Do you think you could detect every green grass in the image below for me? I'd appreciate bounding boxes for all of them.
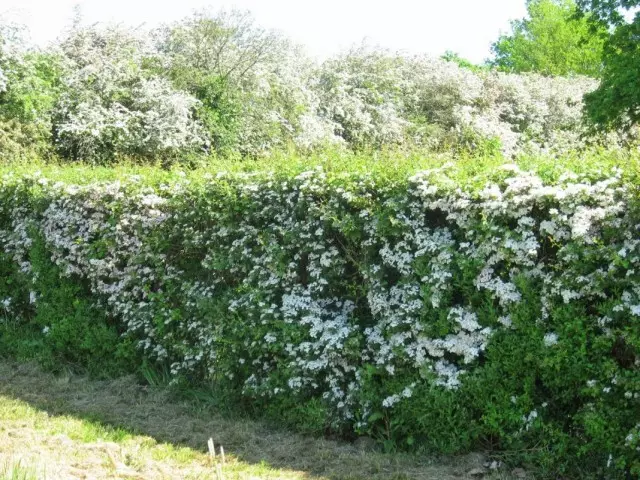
[0,360,521,480]
[0,461,38,480]
[2,147,638,190]
[0,394,312,479]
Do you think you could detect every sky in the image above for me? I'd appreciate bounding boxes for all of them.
[0,0,528,63]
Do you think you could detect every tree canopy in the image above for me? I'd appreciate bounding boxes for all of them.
[576,0,640,130]
[491,0,606,76]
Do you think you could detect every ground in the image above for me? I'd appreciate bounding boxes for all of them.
[0,360,523,479]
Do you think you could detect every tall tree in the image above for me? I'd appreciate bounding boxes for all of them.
[491,0,606,76]
[576,0,640,131]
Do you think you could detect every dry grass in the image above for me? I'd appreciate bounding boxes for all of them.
[0,360,526,479]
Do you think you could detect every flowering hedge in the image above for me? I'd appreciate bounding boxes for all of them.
[1,155,639,476]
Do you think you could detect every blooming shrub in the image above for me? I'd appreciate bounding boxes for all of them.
[1,153,639,476]
[53,24,205,162]
[316,49,638,156]
[155,11,339,157]
[1,15,638,163]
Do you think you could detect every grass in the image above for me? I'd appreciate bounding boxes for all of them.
[1,147,638,189]
[0,359,524,479]
[0,461,38,480]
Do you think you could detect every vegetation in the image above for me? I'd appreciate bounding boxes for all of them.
[1,1,639,479]
[491,0,606,76]
[0,359,517,479]
[576,0,640,131]
[0,7,638,165]
[1,152,639,478]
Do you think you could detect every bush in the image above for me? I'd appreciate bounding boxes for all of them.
[1,15,638,164]
[0,152,639,477]
[52,24,205,164]
[155,10,339,157]
[0,120,45,162]
[0,23,60,158]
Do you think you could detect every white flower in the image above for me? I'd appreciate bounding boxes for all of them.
[498,315,513,328]
[382,394,401,408]
[543,333,558,347]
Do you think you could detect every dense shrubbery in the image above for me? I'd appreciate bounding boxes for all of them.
[577,0,640,131]
[0,10,638,165]
[1,153,639,477]
[1,2,639,478]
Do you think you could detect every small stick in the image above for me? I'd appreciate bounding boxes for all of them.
[216,463,224,480]
[220,445,226,465]
[207,438,216,460]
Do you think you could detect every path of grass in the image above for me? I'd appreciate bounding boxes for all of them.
[0,360,522,479]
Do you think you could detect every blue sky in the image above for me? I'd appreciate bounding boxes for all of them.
[1,0,528,63]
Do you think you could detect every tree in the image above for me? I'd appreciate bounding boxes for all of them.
[491,0,606,76]
[576,0,640,131]
[441,51,488,72]
[156,10,336,156]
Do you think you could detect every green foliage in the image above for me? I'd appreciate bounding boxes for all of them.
[356,364,477,454]
[0,26,61,157]
[154,14,245,154]
[0,120,43,162]
[0,51,62,126]
[441,51,488,73]
[491,0,606,76]
[0,235,137,377]
[576,0,640,131]
[262,396,330,436]
[189,76,243,156]
[156,10,306,157]
[576,0,640,25]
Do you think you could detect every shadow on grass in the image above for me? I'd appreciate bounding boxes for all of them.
[0,359,504,480]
